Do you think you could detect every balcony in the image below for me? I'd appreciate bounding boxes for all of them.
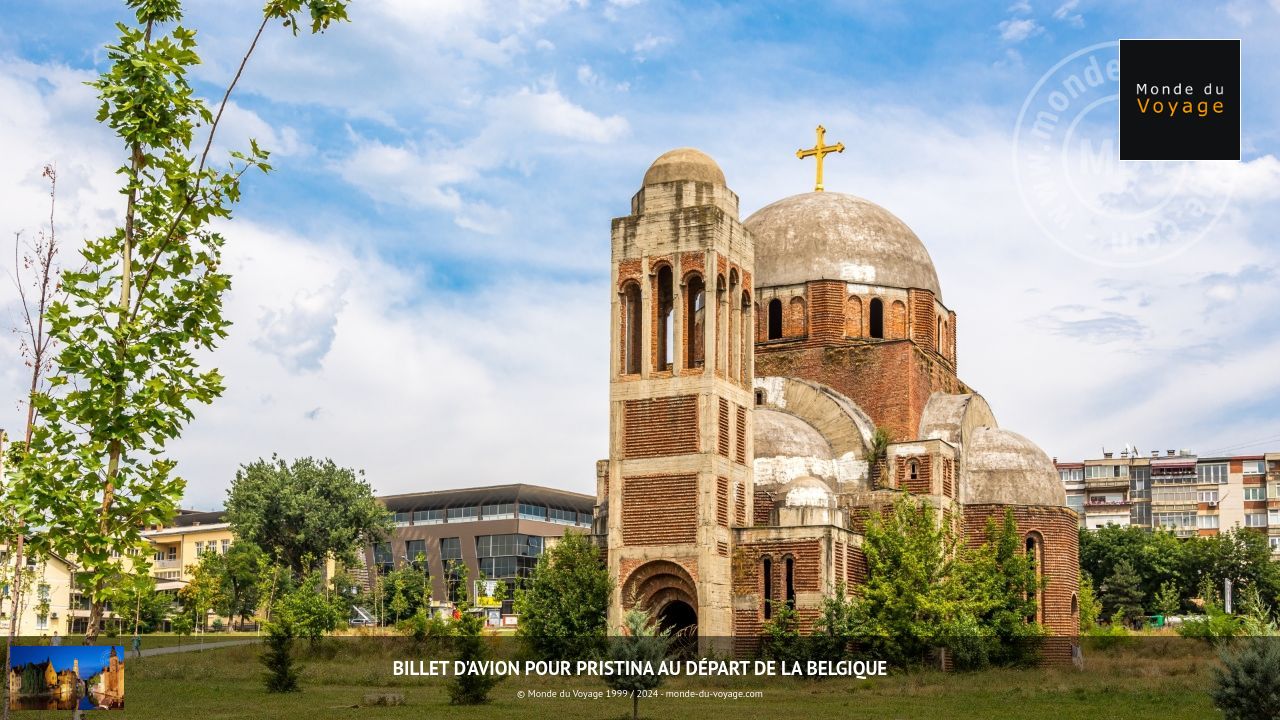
[1085,477,1130,489]
[154,558,181,570]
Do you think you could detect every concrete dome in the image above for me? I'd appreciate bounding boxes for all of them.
[779,475,834,508]
[643,148,725,187]
[745,191,941,296]
[754,409,834,460]
[962,426,1067,507]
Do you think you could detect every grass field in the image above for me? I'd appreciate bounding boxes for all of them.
[9,636,1222,719]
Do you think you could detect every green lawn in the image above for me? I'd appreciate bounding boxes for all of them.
[10,638,1221,720]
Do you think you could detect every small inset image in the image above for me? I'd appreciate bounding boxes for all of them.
[8,645,125,711]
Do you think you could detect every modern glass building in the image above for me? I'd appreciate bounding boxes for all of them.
[364,484,595,612]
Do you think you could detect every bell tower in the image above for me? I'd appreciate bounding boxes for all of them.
[605,148,755,638]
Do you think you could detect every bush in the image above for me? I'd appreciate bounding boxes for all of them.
[261,618,301,693]
[1177,605,1241,641]
[447,612,501,705]
[1211,639,1280,720]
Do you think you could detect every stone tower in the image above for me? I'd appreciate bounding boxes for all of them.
[605,148,755,638]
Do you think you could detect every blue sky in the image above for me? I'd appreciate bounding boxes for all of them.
[2,0,1279,508]
[10,645,121,676]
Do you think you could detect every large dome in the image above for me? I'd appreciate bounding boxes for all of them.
[962,427,1067,507]
[745,191,941,296]
[754,409,833,460]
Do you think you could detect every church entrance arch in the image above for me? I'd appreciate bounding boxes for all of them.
[621,560,699,642]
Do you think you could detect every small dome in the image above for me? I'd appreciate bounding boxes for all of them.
[962,427,1067,507]
[779,475,834,508]
[643,148,725,187]
[754,409,833,460]
[745,191,941,296]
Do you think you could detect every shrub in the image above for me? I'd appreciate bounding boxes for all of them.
[603,607,670,720]
[1211,639,1280,720]
[261,618,301,693]
[447,612,501,705]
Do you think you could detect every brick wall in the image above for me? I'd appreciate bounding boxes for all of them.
[756,342,966,445]
[732,538,822,637]
[622,474,698,545]
[963,504,1080,662]
[623,395,698,458]
[807,280,845,342]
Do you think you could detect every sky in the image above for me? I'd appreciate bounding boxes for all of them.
[10,644,120,675]
[1,0,1279,510]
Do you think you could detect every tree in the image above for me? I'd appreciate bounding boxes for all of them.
[261,616,301,693]
[214,542,268,628]
[514,530,612,662]
[1077,574,1101,632]
[955,509,1045,667]
[1152,580,1181,619]
[3,164,61,720]
[10,0,351,644]
[850,495,964,667]
[811,582,858,662]
[180,552,226,631]
[106,573,171,634]
[278,573,346,645]
[446,565,501,705]
[1211,639,1280,720]
[1099,558,1145,626]
[225,456,390,577]
[603,607,670,720]
[760,600,805,666]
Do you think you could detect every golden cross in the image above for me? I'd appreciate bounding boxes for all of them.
[796,125,844,192]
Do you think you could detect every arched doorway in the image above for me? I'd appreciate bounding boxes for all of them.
[621,560,699,649]
[657,599,697,632]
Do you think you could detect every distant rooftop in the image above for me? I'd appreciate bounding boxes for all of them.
[378,483,594,513]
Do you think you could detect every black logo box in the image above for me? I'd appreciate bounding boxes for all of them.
[1119,39,1240,161]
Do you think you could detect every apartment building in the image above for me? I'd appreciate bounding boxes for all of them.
[1059,448,1280,553]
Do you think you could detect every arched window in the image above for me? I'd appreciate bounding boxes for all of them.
[762,556,773,619]
[937,316,943,352]
[767,298,783,340]
[727,271,738,379]
[1025,533,1044,623]
[655,265,673,371]
[621,282,642,375]
[909,460,919,481]
[740,290,752,385]
[846,295,863,337]
[869,298,884,339]
[788,296,807,337]
[784,556,796,609]
[686,274,705,368]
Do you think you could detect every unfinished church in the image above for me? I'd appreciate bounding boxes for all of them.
[592,144,1080,661]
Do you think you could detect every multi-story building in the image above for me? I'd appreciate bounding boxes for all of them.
[1059,449,1280,552]
[0,544,76,637]
[361,484,595,613]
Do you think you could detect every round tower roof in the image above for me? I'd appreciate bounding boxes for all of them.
[643,147,726,187]
[745,191,941,296]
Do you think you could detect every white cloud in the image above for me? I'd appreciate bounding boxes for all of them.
[254,277,349,372]
[1052,0,1085,27]
[998,17,1043,42]
[335,85,627,221]
[632,34,671,59]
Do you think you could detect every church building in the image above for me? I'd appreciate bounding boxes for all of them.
[594,137,1080,661]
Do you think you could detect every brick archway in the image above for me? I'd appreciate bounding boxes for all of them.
[621,560,698,620]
